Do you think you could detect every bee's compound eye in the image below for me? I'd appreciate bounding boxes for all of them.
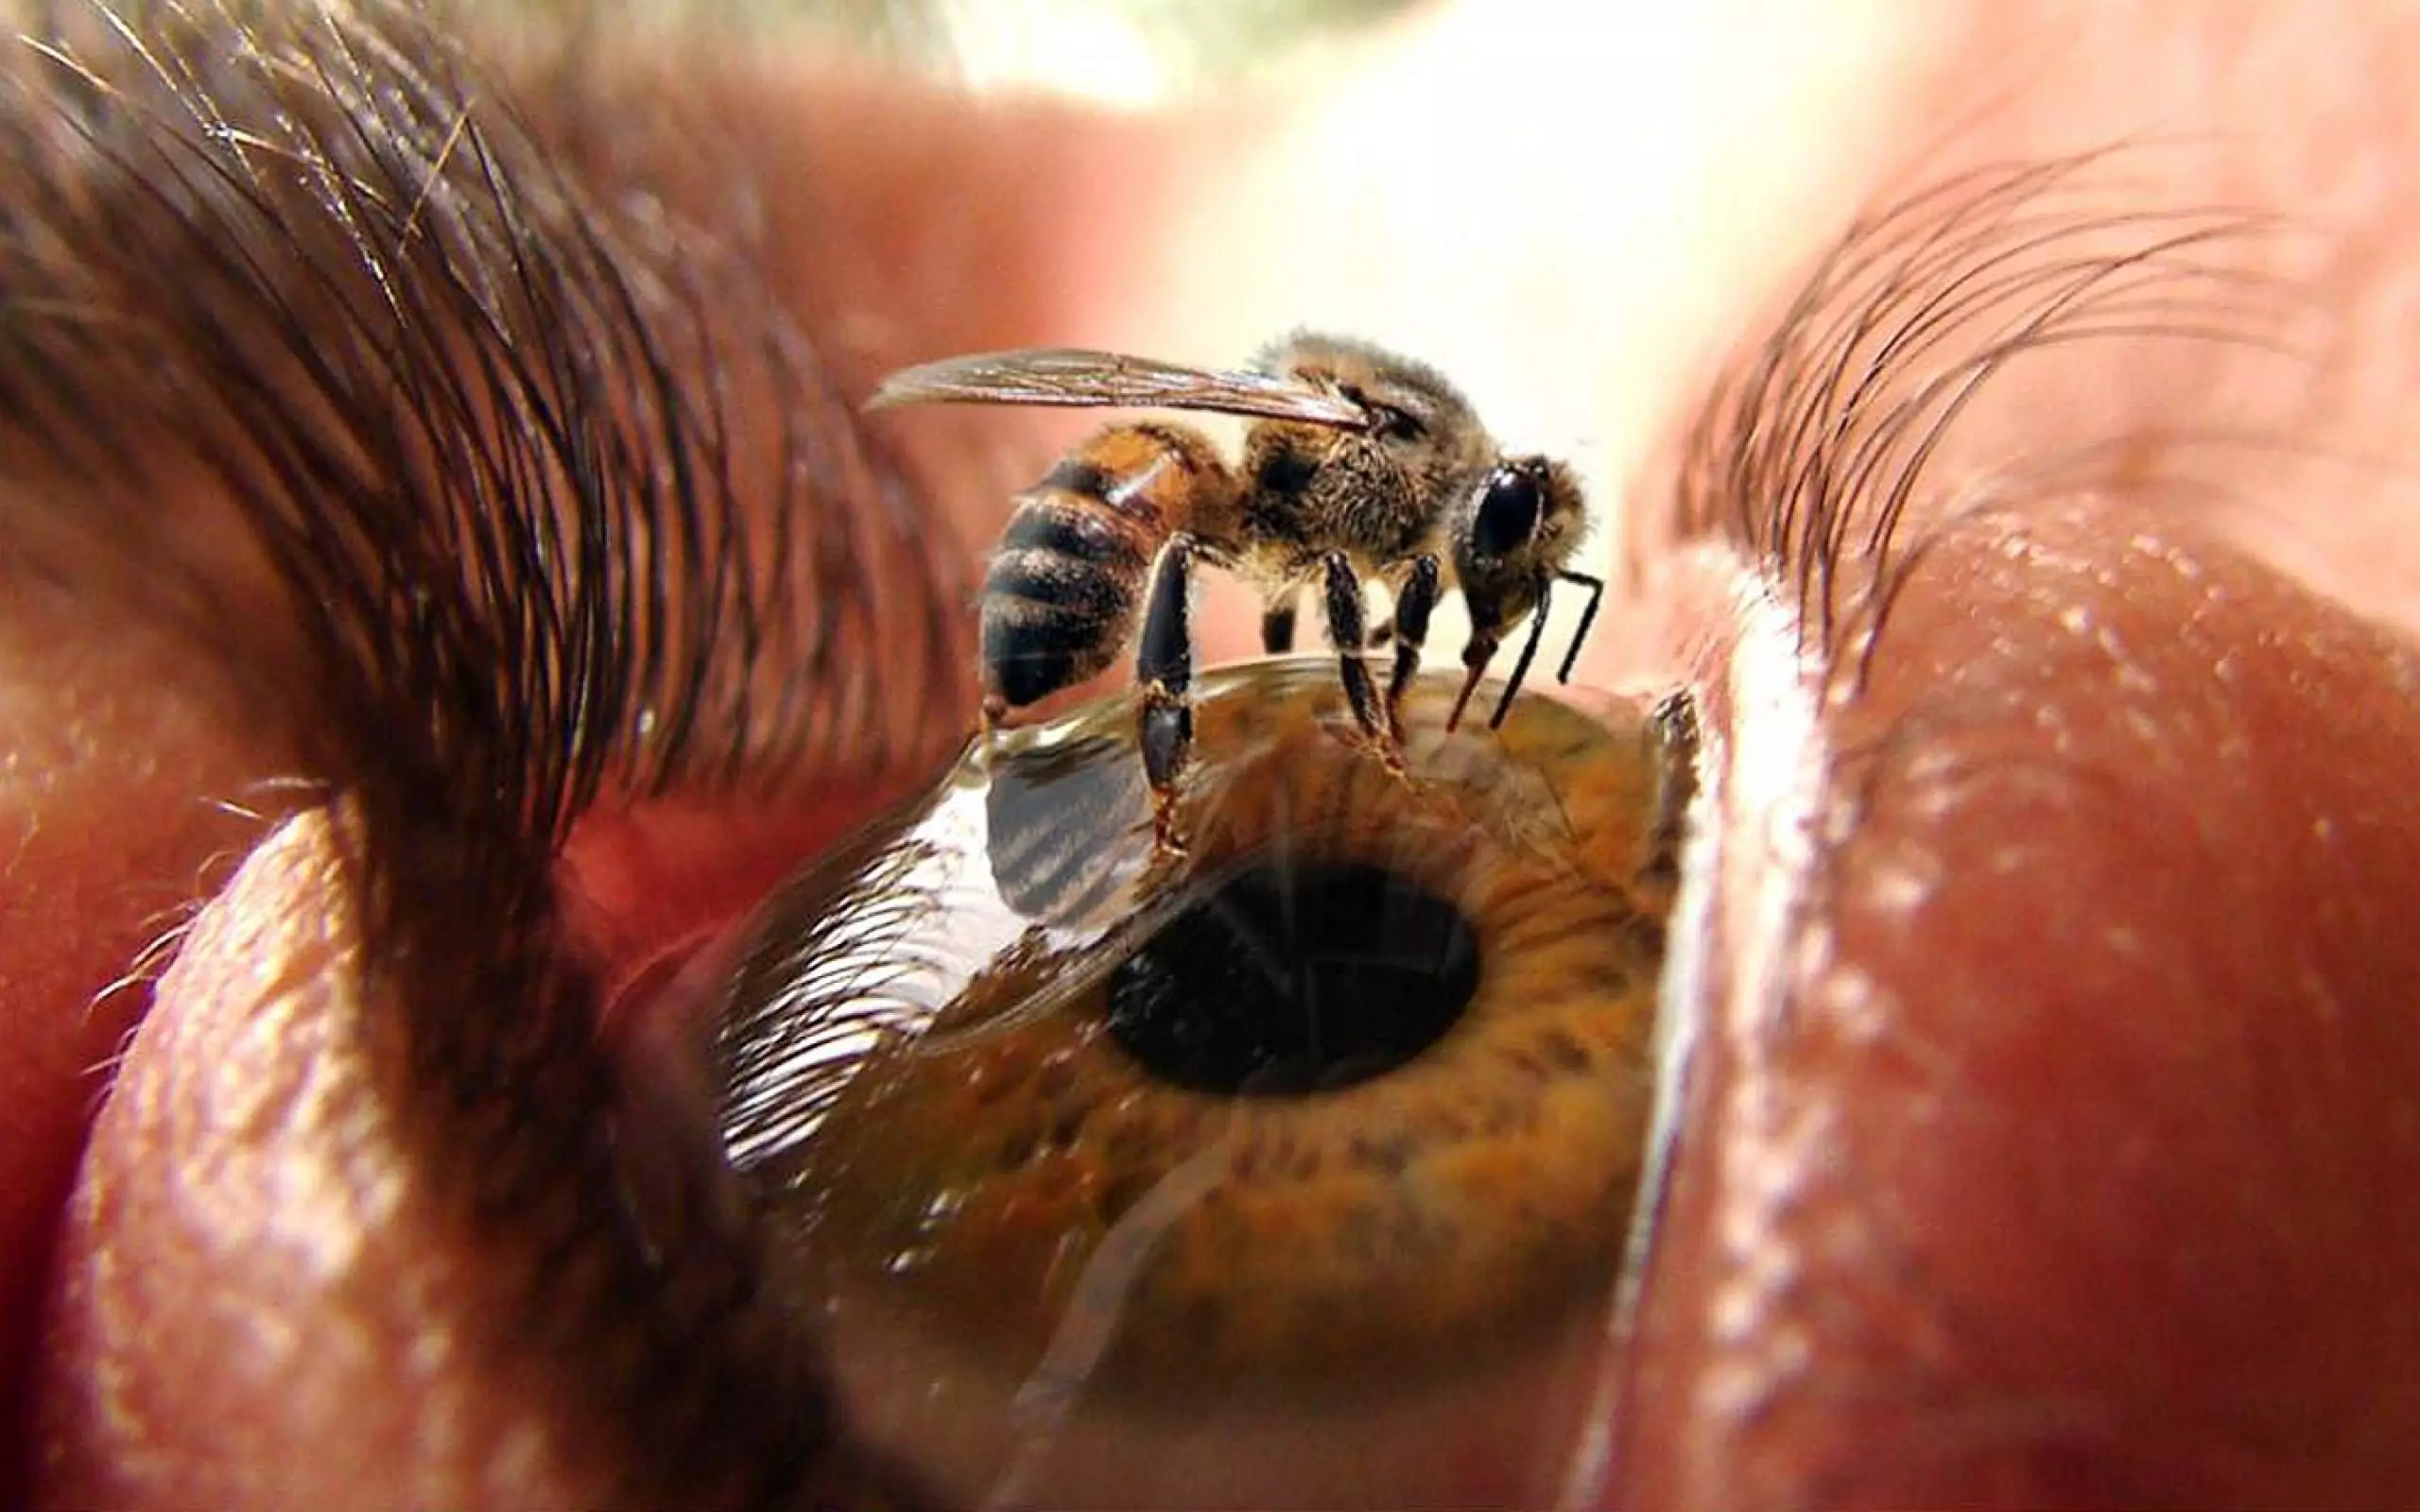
[1473,462,1545,559]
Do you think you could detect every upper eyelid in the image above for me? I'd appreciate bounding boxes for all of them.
[1654,146,2295,697]
[0,2,975,837]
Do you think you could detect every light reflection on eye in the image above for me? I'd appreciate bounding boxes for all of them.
[714,660,1692,1506]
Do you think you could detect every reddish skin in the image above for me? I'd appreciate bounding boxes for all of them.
[0,584,280,1491]
[1601,506,2420,1508]
[8,0,2420,1505]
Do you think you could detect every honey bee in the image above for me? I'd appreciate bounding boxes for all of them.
[871,332,1602,847]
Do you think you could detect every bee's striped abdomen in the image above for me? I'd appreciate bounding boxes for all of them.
[981,423,1228,714]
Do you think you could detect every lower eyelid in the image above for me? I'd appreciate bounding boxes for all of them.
[1596,495,2420,1507]
[559,788,939,1004]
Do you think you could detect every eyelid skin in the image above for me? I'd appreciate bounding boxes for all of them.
[1593,499,2420,1507]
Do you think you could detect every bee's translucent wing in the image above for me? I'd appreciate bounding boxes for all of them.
[869,348,1376,430]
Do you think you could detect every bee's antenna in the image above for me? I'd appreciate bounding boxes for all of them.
[1488,577,1556,730]
[1555,570,1605,683]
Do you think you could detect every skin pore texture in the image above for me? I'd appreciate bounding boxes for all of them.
[3,0,2420,1506]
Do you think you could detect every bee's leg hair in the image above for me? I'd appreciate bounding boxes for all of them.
[1138,532,1200,852]
[1320,550,1398,769]
[1384,553,1442,743]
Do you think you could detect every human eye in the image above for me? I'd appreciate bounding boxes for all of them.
[10,2,2420,1509]
[707,660,1688,1505]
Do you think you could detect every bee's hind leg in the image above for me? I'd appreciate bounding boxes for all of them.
[1137,532,1200,855]
[1319,550,1405,778]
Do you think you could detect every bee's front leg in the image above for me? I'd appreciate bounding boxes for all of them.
[1383,553,1442,746]
[1137,532,1200,855]
[1319,550,1405,778]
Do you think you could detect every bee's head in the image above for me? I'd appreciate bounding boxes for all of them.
[1454,455,1585,637]
[1443,456,1594,732]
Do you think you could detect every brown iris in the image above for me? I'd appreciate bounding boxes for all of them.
[719,661,1685,1456]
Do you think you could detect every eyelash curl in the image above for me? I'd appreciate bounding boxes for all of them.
[0,0,967,1503]
[1657,146,2287,700]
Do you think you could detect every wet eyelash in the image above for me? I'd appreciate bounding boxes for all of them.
[2,2,971,845]
[1659,145,2290,696]
[0,1,961,1503]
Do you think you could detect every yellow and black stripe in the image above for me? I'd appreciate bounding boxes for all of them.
[980,422,1231,713]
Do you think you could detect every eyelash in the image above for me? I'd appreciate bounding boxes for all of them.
[0,1,992,916]
[1658,147,2280,697]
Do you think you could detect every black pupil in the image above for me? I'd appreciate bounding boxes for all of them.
[1104,859,1480,1098]
[1473,467,1543,559]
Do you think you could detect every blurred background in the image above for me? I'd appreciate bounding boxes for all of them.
[683,0,1420,103]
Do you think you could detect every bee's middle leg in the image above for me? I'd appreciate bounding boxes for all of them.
[1383,554,1442,744]
[1260,597,1298,654]
[1318,550,1400,772]
[1137,532,1201,852]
